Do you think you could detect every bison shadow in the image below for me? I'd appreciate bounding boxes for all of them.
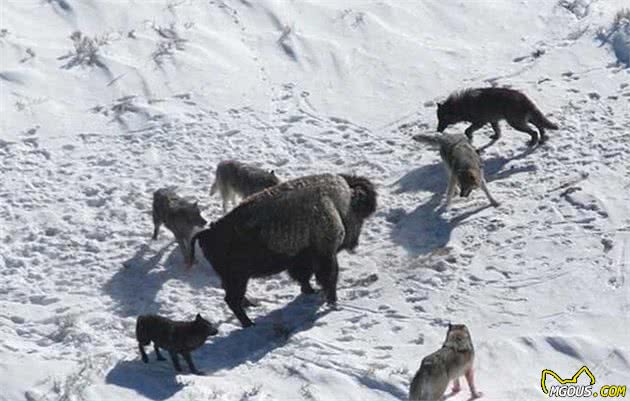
[194,293,328,374]
[103,239,221,317]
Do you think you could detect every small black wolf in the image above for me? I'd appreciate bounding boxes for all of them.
[136,313,218,375]
[437,87,558,145]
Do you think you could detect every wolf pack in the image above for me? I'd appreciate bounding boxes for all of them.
[135,87,557,400]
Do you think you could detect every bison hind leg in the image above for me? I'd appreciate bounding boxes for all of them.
[288,264,315,294]
[224,278,254,327]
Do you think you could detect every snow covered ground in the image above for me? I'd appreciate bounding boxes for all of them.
[1,1,629,400]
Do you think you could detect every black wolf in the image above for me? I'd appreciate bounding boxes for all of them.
[136,313,218,375]
[437,87,558,145]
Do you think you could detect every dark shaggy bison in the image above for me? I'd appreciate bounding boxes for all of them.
[191,173,377,327]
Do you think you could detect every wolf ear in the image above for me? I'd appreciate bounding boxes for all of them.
[437,102,443,109]
[196,313,202,321]
[448,322,452,331]
[194,201,199,207]
[270,169,275,175]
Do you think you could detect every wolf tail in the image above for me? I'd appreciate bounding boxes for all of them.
[411,134,443,146]
[340,175,377,218]
[530,107,559,130]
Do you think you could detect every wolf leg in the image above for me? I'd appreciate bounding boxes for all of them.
[464,122,484,140]
[169,350,182,372]
[177,238,192,267]
[490,122,501,140]
[183,352,203,375]
[154,344,166,361]
[222,197,230,214]
[139,343,149,363]
[452,377,462,393]
[507,119,539,145]
[465,367,482,399]
[220,188,231,213]
[480,176,499,207]
[152,213,161,240]
[443,172,458,209]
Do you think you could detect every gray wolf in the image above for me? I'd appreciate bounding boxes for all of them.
[210,160,280,213]
[152,188,207,266]
[136,313,218,375]
[191,173,377,327]
[437,87,558,145]
[409,324,481,400]
[412,133,499,208]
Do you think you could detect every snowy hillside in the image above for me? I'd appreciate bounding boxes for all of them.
[1,1,629,400]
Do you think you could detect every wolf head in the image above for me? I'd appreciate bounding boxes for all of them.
[456,168,480,198]
[444,323,473,351]
[436,102,457,133]
[265,169,281,186]
[185,202,208,227]
[194,313,218,337]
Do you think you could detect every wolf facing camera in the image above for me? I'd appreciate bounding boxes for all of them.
[412,133,499,209]
[409,324,482,400]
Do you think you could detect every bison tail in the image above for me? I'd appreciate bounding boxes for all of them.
[340,174,377,218]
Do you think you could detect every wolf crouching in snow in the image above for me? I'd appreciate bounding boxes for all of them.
[412,133,499,208]
[436,87,558,145]
[152,188,207,267]
[136,313,218,375]
[409,324,482,401]
[191,173,377,327]
[210,160,281,213]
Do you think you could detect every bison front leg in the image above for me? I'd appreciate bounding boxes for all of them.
[315,254,339,305]
[224,278,254,327]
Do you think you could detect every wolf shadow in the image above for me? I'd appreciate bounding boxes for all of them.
[105,359,185,400]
